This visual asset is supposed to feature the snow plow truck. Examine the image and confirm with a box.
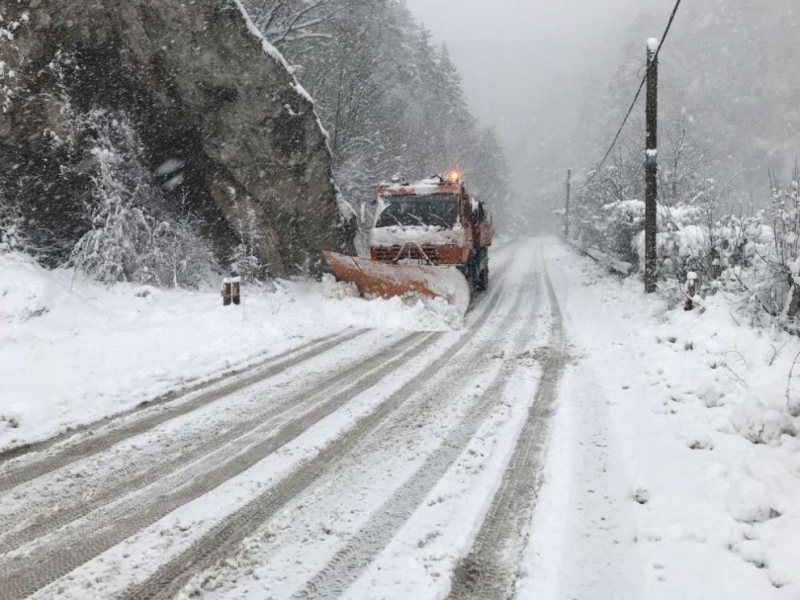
[323,172,493,315]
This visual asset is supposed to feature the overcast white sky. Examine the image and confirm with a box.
[404,0,672,186]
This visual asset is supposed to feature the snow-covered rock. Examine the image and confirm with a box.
[0,0,353,276]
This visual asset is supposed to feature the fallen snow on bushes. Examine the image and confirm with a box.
[0,253,461,451]
[520,239,800,599]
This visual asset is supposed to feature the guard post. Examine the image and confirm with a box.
[222,275,242,306]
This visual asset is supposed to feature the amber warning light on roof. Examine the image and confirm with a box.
[447,170,460,184]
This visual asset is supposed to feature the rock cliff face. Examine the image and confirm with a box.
[0,0,353,276]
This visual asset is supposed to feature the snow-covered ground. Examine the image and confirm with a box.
[1,239,799,600]
[520,239,800,599]
[0,240,545,599]
[0,252,462,451]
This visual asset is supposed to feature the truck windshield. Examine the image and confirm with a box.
[376,195,460,229]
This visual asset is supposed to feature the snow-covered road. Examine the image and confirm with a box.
[4,238,798,600]
[0,239,566,600]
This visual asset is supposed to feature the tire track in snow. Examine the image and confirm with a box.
[115,259,518,600]
[0,332,423,556]
[0,329,366,494]
[446,265,566,600]
[2,259,515,600]
[0,330,356,468]
[0,332,435,600]
[293,252,545,600]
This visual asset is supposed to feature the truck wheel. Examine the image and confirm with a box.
[476,256,489,292]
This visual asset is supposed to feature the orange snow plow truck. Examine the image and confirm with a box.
[323,172,493,315]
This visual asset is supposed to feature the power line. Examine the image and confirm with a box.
[578,0,684,190]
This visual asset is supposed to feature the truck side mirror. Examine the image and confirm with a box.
[470,207,480,226]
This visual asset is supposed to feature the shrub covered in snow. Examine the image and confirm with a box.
[0,413,20,431]
[0,253,55,322]
[730,397,797,445]
[570,144,800,329]
[68,111,218,288]
[0,194,24,254]
[726,466,788,524]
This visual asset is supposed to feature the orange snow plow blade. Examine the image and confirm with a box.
[323,251,471,315]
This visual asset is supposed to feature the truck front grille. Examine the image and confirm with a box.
[373,245,443,265]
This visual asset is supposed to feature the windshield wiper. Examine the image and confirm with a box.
[382,212,404,227]
[427,213,452,228]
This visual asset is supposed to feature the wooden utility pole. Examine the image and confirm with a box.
[644,39,659,294]
[565,168,572,241]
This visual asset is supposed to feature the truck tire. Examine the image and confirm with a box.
[475,250,489,292]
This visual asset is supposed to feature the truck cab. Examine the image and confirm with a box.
[371,173,493,290]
